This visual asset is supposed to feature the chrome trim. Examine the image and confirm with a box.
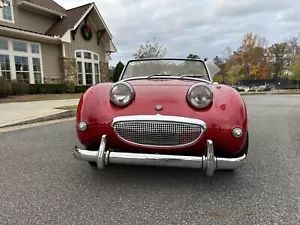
[73,135,247,176]
[204,60,213,82]
[97,135,107,169]
[112,115,207,148]
[78,122,88,131]
[122,76,212,84]
[112,115,207,129]
[186,83,213,109]
[216,155,247,170]
[119,58,212,83]
[109,82,135,107]
[232,128,243,138]
[203,140,216,176]
[108,152,203,169]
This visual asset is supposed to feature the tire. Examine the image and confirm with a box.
[88,161,97,168]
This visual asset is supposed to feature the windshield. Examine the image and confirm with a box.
[122,59,210,80]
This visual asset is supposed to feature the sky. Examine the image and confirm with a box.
[55,0,300,66]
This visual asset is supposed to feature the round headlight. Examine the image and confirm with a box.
[110,82,135,107]
[187,84,213,109]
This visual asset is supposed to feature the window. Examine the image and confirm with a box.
[0,38,8,50]
[95,63,100,83]
[76,51,82,58]
[77,62,83,85]
[32,58,42,84]
[13,41,27,52]
[0,54,10,80]
[0,38,43,84]
[84,52,92,59]
[0,0,13,22]
[85,62,93,85]
[31,44,40,54]
[15,56,30,83]
[75,50,100,85]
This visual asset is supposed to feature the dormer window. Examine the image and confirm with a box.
[0,0,14,23]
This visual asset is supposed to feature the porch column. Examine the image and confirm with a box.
[100,61,110,82]
[61,57,77,84]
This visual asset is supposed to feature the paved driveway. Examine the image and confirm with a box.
[0,95,299,225]
[0,99,78,127]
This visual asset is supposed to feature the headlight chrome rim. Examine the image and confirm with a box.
[110,82,135,107]
[78,121,88,131]
[232,128,243,138]
[187,84,213,109]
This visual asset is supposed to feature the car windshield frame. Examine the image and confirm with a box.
[120,58,211,82]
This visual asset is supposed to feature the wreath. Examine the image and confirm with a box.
[81,24,93,41]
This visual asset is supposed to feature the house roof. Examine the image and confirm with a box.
[23,0,66,15]
[4,1,116,52]
[46,3,92,37]
[0,24,60,43]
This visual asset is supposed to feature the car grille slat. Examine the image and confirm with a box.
[113,121,203,147]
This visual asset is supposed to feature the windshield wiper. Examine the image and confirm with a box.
[180,74,203,79]
[147,74,172,79]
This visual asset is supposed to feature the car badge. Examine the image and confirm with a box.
[155,105,163,111]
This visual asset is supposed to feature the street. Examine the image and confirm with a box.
[0,95,299,225]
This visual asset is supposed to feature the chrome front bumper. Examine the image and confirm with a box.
[73,135,246,176]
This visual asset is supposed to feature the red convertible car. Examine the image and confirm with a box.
[73,58,248,176]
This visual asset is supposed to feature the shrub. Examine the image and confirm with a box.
[63,81,75,93]
[10,82,78,95]
[0,77,12,97]
[11,81,30,95]
[75,85,91,93]
[28,83,77,94]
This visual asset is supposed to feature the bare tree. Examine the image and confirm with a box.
[133,40,167,59]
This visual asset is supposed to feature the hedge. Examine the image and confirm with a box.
[1,81,91,96]
[29,82,75,94]
[11,81,30,95]
[0,77,12,97]
[75,85,91,93]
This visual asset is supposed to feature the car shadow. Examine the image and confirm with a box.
[84,164,248,191]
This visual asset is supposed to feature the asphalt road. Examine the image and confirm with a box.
[0,95,299,225]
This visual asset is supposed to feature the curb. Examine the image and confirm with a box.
[240,92,300,95]
[0,110,76,128]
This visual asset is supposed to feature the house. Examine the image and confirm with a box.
[0,0,116,85]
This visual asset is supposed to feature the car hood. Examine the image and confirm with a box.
[126,79,209,108]
[127,78,203,87]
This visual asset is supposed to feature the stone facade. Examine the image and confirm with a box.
[60,59,111,84]
[61,58,77,84]
[100,62,110,82]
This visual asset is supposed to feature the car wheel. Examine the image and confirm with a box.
[88,161,97,167]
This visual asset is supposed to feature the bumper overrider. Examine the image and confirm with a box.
[73,116,246,176]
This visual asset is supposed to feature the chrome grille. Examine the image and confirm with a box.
[113,121,203,147]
